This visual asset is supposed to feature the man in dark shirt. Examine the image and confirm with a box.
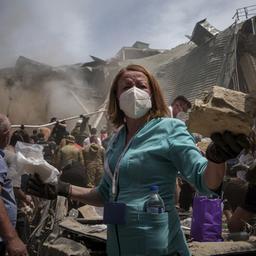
[30,129,39,143]
[0,113,27,255]
[37,132,56,165]
[50,118,68,145]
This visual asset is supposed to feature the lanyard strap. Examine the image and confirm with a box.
[111,139,133,198]
[104,126,134,199]
[104,126,123,180]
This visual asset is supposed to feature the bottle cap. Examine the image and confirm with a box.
[150,185,159,192]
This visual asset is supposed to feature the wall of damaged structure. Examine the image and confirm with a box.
[151,20,256,104]
[0,56,106,127]
[158,25,239,104]
[0,18,256,127]
[0,66,49,125]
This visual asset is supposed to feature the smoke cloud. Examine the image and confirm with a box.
[0,0,255,69]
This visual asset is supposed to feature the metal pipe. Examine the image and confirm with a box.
[11,109,106,129]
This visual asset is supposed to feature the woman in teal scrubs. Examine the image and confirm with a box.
[27,65,249,256]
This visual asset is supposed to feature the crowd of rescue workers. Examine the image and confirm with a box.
[0,64,256,256]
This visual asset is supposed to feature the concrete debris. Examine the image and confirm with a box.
[189,237,256,256]
[42,237,90,256]
[188,86,256,137]
[78,205,103,221]
[59,218,107,240]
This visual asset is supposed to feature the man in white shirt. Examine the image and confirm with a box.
[83,127,101,147]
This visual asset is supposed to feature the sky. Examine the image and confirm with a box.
[0,0,256,68]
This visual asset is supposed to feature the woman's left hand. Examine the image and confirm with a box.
[206,131,250,163]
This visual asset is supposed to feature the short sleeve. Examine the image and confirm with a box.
[83,138,90,147]
[5,152,21,188]
[0,155,9,184]
[166,120,215,196]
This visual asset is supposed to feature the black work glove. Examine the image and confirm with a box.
[26,173,70,200]
[205,131,250,164]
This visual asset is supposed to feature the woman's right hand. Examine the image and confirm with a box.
[206,131,250,164]
[26,174,70,200]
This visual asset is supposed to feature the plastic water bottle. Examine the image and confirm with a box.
[144,185,165,214]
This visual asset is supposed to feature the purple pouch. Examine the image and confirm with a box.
[190,196,223,242]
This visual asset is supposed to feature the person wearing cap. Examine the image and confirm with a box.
[71,119,82,133]
[71,116,91,147]
[71,119,82,142]
[82,135,105,188]
[55,135,84,170]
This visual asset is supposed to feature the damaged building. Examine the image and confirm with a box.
[3,7,256,256]
[0,13,255,129]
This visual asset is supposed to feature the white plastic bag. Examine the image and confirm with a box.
[15,141,59,183]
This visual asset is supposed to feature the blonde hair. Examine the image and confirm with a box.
[39,127,51,140]
[108,64,170,127]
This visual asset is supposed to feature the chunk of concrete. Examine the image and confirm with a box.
[187,86,256,137]
[42,237,90,256]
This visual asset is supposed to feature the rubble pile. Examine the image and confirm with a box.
[188,86,256,137]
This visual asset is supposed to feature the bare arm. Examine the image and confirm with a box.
[203,161,225,190]
[0,189,17,241]
[228,206,254,232]
[69,186,105,207]
[0,186,27,255]
[78,150,84,166]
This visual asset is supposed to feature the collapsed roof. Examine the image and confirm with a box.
[93,17,256,104]
[0,17,255,127]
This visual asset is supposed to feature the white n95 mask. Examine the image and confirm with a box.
[119,86,152,119]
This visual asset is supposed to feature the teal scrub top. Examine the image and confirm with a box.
[96,117,214,256]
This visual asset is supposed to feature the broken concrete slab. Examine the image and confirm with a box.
[187,86,256,137]
[42,237,90,256]
[78,205,103,221]
[189,238,256,256]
